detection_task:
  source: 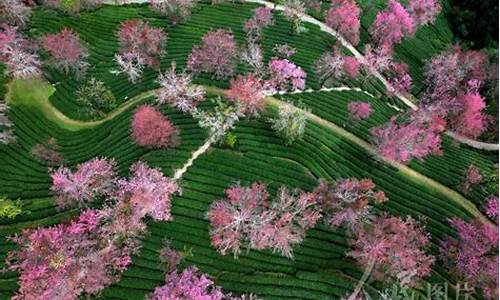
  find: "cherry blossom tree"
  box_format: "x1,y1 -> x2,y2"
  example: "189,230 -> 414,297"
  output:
369,0 -> 415,51
349,215 -> 435,287
440,218 -> 498,299
484,196 -> 498,222
50,157 -> 117,209
347,102 -> 373,121
40,28 -> 89,78
273,43 -> 296,59
406,0 -> 441,27
371,116 -> 443,164
0,0 -> 32,28
314,178 -> 386,229
130,105 -> 180,149
0,23 -> 41,79
244,7 -> 273,42
270,104 -> 307,145
325,0 -> 361,45
241,42 -> 265,76
267,58 -> 306,92
461,164 -> 482,193
149,0 -> 196,25
115,20 -> 166,82
156,62 -> 206,113
282,0 -> 306,34
450,92 -> 488,139
226,73 -> 266,117
385,62 -> 412,95
207,182 -> 320,258
187,29 -> 238,79
0,99 -> 15,144
313,49 -> 360,86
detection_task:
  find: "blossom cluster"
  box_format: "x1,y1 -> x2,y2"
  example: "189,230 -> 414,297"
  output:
226,73 -> 266,117
268,58 -> 306,92
207,182 -> 320,258
130,105 -> 180,149
244,7 -> 273,42
313,49 -> 360,86
325,0 -> 361,46
347,102 -> 372,121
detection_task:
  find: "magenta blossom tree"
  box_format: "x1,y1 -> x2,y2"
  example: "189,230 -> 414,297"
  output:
484,196 -> 498,222
385,62 -> 413,95
149,0 -> 196,25
371,116 -> 443,164
115,20 -> 166,82
450,92 -> 488,139
406,0 -> 441,27
267,58 -> 306,92
40,28 -> 89,78
207,182 -> 320,258
226,73 -> 266,117
347,102 -> 373,121
369,0 -> 415,51
314,178 -> 387,229
349,215 -> 435,287
325,0 -> 361,46
440,218 -> 498,299
0,23 -> 41,79
462,164 -> 482,193
156,62 -> 206,113
187,29 -> 238,79
51,157 -> 117,209
130,105 -> 180,149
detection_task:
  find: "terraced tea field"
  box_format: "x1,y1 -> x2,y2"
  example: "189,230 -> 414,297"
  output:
0,1 -> 497,299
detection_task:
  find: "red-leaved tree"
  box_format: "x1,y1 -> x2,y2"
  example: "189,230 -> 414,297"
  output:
349,215 -> 435,287
130,105 -> 180,149
187,29 -> 238,79
325,0 -> 361,46
440,218 -> 498,299
40,28 -> 89,78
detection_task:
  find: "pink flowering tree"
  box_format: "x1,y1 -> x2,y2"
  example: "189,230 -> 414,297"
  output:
314,49 -> 360,86
0,0 -> 32,28
325,0 -> 361,46
385,62 -> 413,95
0,100 -> 15,144
267,58 -> 306,92
461,164 -> 482,193
440,218 -> 498,299
244,7 -> 273,42
0,23 -> 41,79
371,116 -> 443,164
349,215 -> 435,287
369,0 -> 415,51
282,0 -> 306,34
130,105 -> 180,149
406,0 -> 441,27
314,178 -> 387,229
484,196 -> 498,222
347,102 -> 373,121
156,62 -> 206,113
6,209 -> 134,300
31,137 -> 65,166
149,0 -> 196,25
115,20 -> 166,82
51,157 -> 117,209
273,44 -> 296,59
207,182 -> 320,258
450,92 -> 488,139
226,73 -> 266,117
187,29 -> 238,79
40,28 -> 89,78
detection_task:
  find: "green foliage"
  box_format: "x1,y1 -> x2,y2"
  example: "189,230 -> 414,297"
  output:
270,104 -> 307,145
224,131 -> 238,148
76,78 -> 117,119
0,197 -> 23,219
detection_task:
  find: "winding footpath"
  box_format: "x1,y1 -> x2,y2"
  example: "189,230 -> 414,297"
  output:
8,78 -> 493,225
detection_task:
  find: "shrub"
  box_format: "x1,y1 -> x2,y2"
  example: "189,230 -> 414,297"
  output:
207,182 -> 320,258
349,215 -> 435,287
76,78 -> 117,118
50,157 -> 117,209
40,28 -> 89,78
130,105 -> 180,149
156,62 -> 205,113
149,0 -> 196,25
31,137 -> 65,166
0,197 -> 23,219
187,29 -> 238,79
226,73 -> 266,117
347,102 -> 373,121
270,104 -> 307,145
314,178 -> 386,229
440,218 -> 498,299
325,0 -> 361,45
